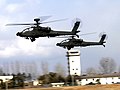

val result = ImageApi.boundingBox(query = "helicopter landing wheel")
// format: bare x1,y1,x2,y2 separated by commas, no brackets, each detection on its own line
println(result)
30,38,36,42
25,37,29,39
67,47,71,50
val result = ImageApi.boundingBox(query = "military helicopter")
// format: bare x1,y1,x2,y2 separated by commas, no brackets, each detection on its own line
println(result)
56,33,107,50
6,16,80,42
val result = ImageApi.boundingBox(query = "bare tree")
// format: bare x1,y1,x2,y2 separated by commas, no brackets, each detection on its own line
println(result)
40,61,49,84
0,67,4,75
118,66,120,73
41,61,49,75
54,62,66,77
99,57,116,74
86,67,97,75
15,60,21,74
29,61,38,79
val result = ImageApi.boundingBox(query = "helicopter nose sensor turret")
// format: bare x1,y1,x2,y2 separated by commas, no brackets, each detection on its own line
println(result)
56,43,60,46
16,32,22,36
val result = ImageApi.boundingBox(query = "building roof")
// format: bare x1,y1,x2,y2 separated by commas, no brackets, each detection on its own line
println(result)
75,73,120,79
51,83,64,85
0,76,13,82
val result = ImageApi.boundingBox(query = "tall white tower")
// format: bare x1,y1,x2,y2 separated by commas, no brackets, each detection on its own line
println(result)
66,49,81,76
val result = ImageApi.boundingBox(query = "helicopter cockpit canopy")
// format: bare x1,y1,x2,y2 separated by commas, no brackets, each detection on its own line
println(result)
60,39,70,44
22,27,33,32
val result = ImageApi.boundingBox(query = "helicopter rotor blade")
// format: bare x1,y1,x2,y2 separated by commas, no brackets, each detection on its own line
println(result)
38,15,52,22
56,35,76,39
41,18,68,24
6,18,68,26
6,15,52,26
80,32,97,36
6,23,36,26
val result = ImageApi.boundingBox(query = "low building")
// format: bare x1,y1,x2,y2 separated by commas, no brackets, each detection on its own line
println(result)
32,80,41,86
0,76,13,82
50,82,64,87
75,73,120,85
24,79,41,87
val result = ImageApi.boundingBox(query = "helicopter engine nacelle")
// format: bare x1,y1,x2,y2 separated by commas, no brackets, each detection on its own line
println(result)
79,39,83,42
45,27,51,32
45,27,51,30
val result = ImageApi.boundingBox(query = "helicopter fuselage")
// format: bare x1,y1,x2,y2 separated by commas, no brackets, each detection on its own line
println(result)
56,34,106,50
6,18,80,42
16,25,79,42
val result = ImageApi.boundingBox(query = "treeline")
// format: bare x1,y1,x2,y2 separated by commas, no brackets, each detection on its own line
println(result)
86,57,119,75
0,73,32,89
0,72,74,89
37,72,74,85
0,60,67,79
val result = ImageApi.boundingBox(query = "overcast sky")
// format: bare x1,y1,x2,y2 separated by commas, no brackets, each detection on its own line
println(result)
0,0,120,74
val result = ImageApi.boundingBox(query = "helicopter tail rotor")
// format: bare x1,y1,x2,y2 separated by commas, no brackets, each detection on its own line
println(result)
99,32,108,40
71,18,82,29
99,32,107,47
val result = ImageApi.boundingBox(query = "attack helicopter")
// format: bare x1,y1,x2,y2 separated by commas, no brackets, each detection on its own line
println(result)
56,33,107,50
6,16,80,42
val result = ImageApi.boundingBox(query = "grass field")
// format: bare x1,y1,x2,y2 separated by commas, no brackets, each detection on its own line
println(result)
14,84,120,90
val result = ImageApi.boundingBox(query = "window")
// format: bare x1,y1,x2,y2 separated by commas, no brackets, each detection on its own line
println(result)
112,82,114,84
